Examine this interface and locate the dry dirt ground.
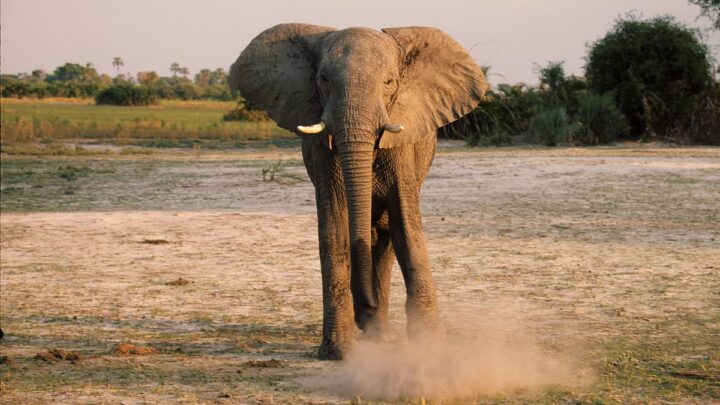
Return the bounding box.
[1,144,719,404]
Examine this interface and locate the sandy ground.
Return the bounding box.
[1,144,719,404]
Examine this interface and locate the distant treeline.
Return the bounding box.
[0,62,235,102]
[2,15,718,146]
[443,15,719,146]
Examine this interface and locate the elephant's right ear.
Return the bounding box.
[228,24,336,134]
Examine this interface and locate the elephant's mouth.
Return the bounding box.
[297,120,404,150]
[297,121,404,136]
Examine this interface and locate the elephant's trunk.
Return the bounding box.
[336,134,376,327]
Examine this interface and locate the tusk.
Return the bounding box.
[297,121,326,134]
[384,123,404,133]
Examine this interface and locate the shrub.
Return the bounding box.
[223,101,271,122]
[442,84,541,146]
[0,77,32,98]
[585,15,714,137]
[573,92,628,145]
[95,84,158,106]
[173,81,202,100]
[525,108,572,146]
[667,86,720,145]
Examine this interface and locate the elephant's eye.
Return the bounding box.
[384,79,393,86]
[319,74,329,83]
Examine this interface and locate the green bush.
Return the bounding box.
[0,77,32,98]
[223,101,271,122]
[573,93,628,145]
[585,15,714,137]
[173,81,202,100]
[95,84,158,106]
[525,107,572,146]
[442,84,541,146]
[667,86,720,145]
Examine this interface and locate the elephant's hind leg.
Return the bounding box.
[365,220,394,341]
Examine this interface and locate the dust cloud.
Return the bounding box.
[310,315,590,401]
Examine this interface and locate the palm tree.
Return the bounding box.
[112,57,124,77]
[179,67,190,79]
[170,63,181,77]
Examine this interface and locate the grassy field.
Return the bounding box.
[0,98,295,150]
[1,146,718,404]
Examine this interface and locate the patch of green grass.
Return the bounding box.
[0,98,293,148]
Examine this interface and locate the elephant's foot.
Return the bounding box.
[360,319,393,343]
[318,337,352,360]
[353,305,378,332]
[406,307,444,342]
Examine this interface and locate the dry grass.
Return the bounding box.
[1,145,719,403]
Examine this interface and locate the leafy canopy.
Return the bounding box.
[689,0,720,29]
[585,15,714,136]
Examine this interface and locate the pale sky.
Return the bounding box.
[1,0,718,85]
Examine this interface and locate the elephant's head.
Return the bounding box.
[229,24,487,323]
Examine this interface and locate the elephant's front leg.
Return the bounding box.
[313,156,356,360]
[388,181,440,338]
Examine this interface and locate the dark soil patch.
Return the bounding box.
[36,349,82,364]
[0,356,16,367]
[140,239,170,244]
[243,359,284,367]
[668,371,720,382]
[165,277,192,286]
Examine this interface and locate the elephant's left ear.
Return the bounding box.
[379,27,489,148]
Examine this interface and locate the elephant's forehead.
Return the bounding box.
[324,28,397,68]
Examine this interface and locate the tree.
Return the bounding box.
[137,71,159,86]
[689,0,720,29]
[96,83,158,106]
[209,68,227,85]
[112,74,133,85]
[170,62,181,77]
[30,70,47,82]
[173,81,201,100]
[585,15,714,137]
[112,57,124,76]
[47,63,91,82]
[194,68,212,87]
[179,67,190,78]
[537,61,566,94]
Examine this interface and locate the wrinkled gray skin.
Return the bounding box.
[229,24,488,360]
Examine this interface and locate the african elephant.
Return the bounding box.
[229,24,488,360]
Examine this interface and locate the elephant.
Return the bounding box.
[229,23,488,360]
